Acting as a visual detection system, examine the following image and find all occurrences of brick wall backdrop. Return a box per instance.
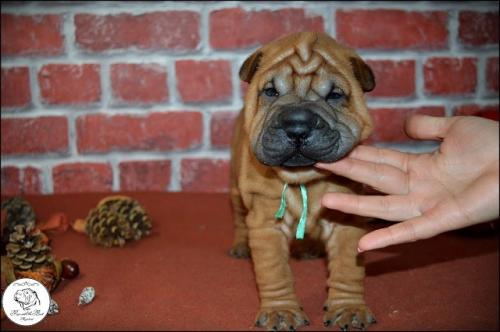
[1,1,499,195]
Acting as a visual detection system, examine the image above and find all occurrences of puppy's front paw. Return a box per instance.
[323,303,375,331]
[255,307,309,331]
[228,242,251,259]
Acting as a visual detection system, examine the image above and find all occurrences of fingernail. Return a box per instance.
[357,247,363,253]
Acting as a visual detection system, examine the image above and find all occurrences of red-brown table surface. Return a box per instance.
[1,192,498,331]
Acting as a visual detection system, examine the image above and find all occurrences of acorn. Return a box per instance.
[61,259,79,280]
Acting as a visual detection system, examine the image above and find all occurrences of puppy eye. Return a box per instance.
[326,90,344,101]
[263,87,279,97]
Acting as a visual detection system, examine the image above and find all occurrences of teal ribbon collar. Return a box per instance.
[274,183,308,240]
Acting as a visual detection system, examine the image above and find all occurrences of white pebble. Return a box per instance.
[48,298,59,315]
[78,286,95,306]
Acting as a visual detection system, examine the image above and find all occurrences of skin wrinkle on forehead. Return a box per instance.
[265,54,351,102]
[294,75,312,98]
[289,52,323,75]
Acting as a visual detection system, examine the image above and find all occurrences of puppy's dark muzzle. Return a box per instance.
[277,107,325,144]
[259,106,341,167]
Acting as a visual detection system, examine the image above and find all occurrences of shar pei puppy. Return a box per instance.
[14,288,40,311]
[229,32,377,331]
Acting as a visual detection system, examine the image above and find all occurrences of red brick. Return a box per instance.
[487,57,499,94]
[366,60,415,98]
[1,167,20,196]
[1,67,31,107]
[210,112,239,149]
[38,64,101,105]
[367,107,446,143]
[75,11,200,52]
[424,57,477,95]
[1,14,64,56]
[459,11,499,46]
[176,60,232,102]
[1,166,42,196]
[336,10,448,49]
[111,63,168,104]
[23,167,42,194]
[53,163,112,193]
[1,116,68,155]
[454,104,499,121]
[77,112,202,153]
[210,8,324,49]
[119,160,171,191]
[181,159,230,193]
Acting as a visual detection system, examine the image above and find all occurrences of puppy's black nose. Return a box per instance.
[279,108,318,141]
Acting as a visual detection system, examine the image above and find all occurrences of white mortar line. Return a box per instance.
[110,159,120,191]
[476,56,488,100]
[41,164,52,194]
[414,55,425,103]
[1,1,497,15]
[1,149,231,163]
[328,4,336,38]
[4,49,500,67]
[201,110,211,151]
[165,57,179,107]
[169,157,181,192]
[28,64,42,110]
[66,112,78,158]
[63,11,76,59]
[200,3,211,56]
[448,8,459,53]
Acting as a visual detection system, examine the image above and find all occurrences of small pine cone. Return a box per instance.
[1,197,36,255]
[6,225,54,271]
[85,196,152,248]
[1,197,36,230]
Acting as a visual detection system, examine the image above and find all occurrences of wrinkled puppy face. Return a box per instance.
[241,32,375,173]
[255,68,358,167]
[14,289,28,304]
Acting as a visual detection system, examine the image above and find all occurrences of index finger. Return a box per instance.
[316,157,409,194]
[346,145,411,171]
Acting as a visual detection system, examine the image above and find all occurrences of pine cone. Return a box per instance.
[6,224,53,271]
[1,197,36,255]
[85,196,152,248]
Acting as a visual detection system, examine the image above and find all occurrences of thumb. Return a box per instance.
[404,115,459,141]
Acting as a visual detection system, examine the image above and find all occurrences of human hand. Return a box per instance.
[316,115,499,252]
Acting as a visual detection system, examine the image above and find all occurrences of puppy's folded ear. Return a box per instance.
[350,56,376,92]
[239,51,263,83]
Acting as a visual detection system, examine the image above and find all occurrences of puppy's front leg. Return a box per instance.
[248,210,309,331]
[323,222,376,331]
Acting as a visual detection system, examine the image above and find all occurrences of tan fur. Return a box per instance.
[230,32,376,331]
